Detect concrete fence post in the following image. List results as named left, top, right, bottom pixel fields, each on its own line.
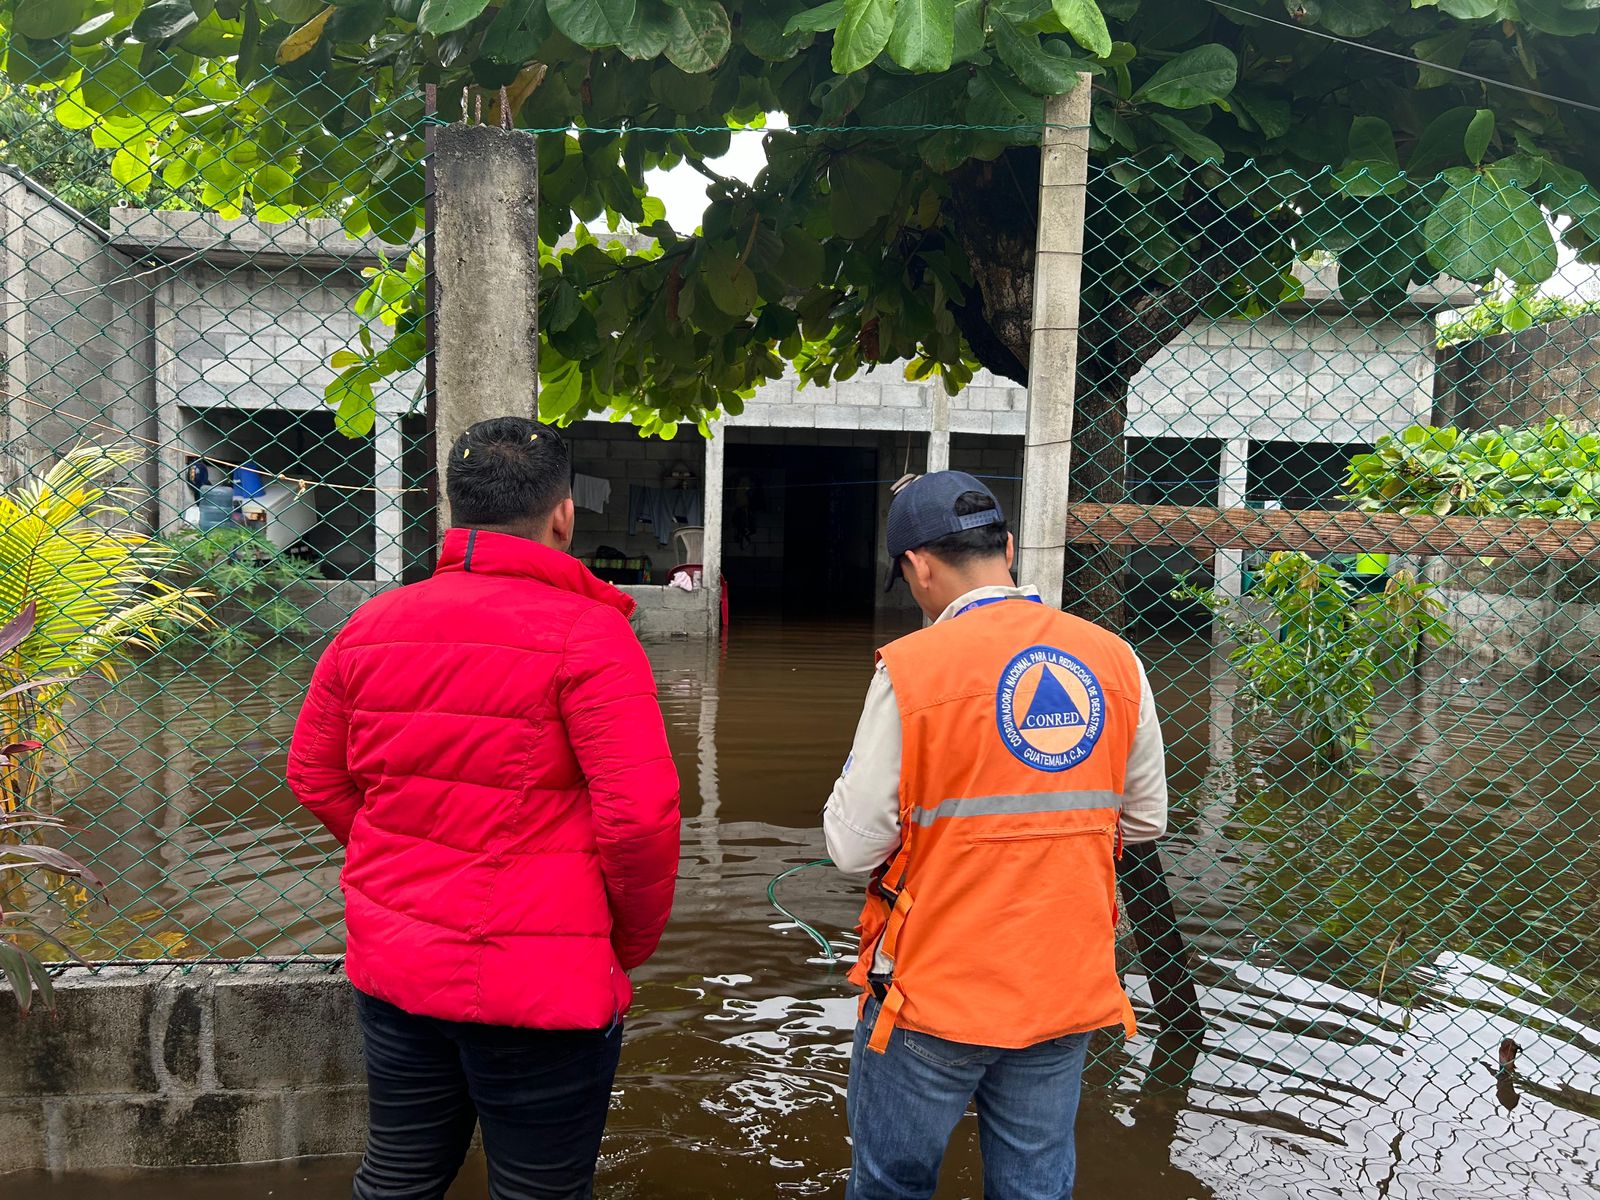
left=430, top=124, right=540, bottom=529
left=927, top=388, right=951, bottom=475
left=1015, top=77, right=1092, bottom=607
left=701, top=418, right=726, bottom=630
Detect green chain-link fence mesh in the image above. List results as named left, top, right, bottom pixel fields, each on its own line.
left=0, top=35, right=1598, bottom=1196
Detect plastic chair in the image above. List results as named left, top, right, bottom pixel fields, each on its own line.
left=672, top=526, right=704, bottom=565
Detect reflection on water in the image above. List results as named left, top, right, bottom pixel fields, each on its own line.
left=34, top=620, right=1600, bottom=1197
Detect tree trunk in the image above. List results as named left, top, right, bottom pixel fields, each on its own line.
left=1062, top=370, right=1133, bottom=631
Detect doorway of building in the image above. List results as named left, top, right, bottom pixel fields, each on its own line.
left=722, top=443, right=878, bottom=618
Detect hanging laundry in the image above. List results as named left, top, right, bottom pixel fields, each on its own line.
left=628, top=485, right=704, bottom=546
left=571, top=473, right=611, bottom=513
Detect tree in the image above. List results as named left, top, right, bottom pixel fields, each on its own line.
left=5, top=1, right=1600, bottom=621
left=0, top=83, right=200, bottom=220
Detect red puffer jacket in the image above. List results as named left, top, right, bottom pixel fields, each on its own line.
left=287, top=528, right=680, bottom=1029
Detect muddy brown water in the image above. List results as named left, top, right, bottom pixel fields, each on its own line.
left=14, top=620, right=1600, bottom=1198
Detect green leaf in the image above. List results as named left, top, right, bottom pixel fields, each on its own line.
left=1425, top=175, right=1558, bottom=285
left=829, top=152, right=902, bottom=237
left=618, top=3, right=670, bottom=57
left=1232, top=86, right=1289, bottom=139
left=545, top=280, right=581, bottom=332
left=966, top=67, right=1044, bottom=134
left=1051, top=0, right=1111, bottom=58
left=832, top=0, right=895, bottom=75
left=1347, top=116, right=1397, bottom=166
left=665, top=0, right=731, bottom=72
left=132, top=0, right=203, bottom=42
left=481, top=0, right=552, bottom=60
left=417, top=0, right=491, bottom=34
left=994, top=20, right=1078, bottom=94
left=1433, top=0, right=1498, bottom=16
left=0, top=944, right=34, bottom=1016
left=267, top=0, right=325, bottom=18
left=111, top=142, right=155, bottom=194
left=1317, top=0, right=1388, bottom=37
left=1413, top=28, right=1472, bottom=89
left=952, top=0, right=983, bottom=61
left=547, top=0, right=636, bottom=48
left=704, top=257, right=758, bottom=315
left=888, top=0, right=953, bottom=73
left=1409, top=106, right=1476, bottom=178
left=1465, top=108, right=1494, bottom=166
left=1148, top=112, right=1223, bottom=163
left=327, top=371, right=377, bottom=436
left=784, top=1, right=842, bottom=34
left=1135, top=44, right=1237, bottom=110
left=14, top=0, right=95, bottom=39
left=1517, top=0, right=1600, bottom=36
left=539, top=359, right=584, bottom=421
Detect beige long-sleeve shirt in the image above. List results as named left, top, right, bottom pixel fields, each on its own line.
left=823, top=585, right=1170, bottom=887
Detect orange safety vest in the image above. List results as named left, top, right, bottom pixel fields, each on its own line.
left=851, top=596, right=1142, bottom=1053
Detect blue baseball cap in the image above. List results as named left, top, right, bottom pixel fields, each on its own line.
left=884, top=471, right=1005, bottom=591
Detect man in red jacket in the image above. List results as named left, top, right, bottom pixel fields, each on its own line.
left=288, top=416, right=680, bottom=1200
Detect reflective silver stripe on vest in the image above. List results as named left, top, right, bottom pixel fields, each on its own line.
left=907, top=790, right=1122, bottom=827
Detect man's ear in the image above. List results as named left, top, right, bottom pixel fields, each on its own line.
left=550, top=497, right=576, bottom=550
left=904, top=548, right=936, bottom=591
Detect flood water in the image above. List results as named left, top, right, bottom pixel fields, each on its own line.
left=21, top=620, right=1600, bottom=1198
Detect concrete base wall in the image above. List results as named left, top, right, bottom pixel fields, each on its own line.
left=623, top=583, right=717, bottom=639
left=0, top=964, right=365, bottom=1174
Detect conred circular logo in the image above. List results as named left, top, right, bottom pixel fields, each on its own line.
left=995, top=645, right=1105, bottom=772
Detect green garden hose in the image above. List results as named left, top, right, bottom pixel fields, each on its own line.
left=766, top=858, right=840, bottom=964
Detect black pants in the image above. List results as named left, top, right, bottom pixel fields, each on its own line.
left=352, top=990, right=623, bottom=1200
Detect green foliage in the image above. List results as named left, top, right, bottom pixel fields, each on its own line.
left=1177, top=554, right=1452, bottom=767
left=1, top=793, right=97, bottom=1014
left=6, top=1, right=1600, bottom=437
left=160, top=526, right=319, bottom=655
left=1345, top=417, right=1600, bottom=521
left=0, top=84, right=199, bottom=221
left=1437, top=283, right=1600, bottom=347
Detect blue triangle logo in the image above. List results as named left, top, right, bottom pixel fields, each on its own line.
left=1022, top=667, right=1086, bottom=731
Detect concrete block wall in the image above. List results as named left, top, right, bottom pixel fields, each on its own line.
left=1128, top=312, right=1436, bottom=446
left=565, top=420, right=708, bottom=570
left=0, top=964, right=367, bottom=1174
left=1435, top=313, right=1600, bottom=430
left=949, top=434, right=1024, bottom=525
left=732, top=368, right=1029, bottom=438
left=0, top=178, right=155, bottom=499
left=164, top=262, right=417, bottom=417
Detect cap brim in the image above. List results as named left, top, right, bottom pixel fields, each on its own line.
left=883, top=558, right=901, bottom=593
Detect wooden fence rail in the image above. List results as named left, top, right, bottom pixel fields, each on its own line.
left=1064, top=504, right=1600, bottom=563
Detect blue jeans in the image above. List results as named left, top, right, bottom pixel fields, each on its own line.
left=846, top=995, right=1093, bottom=1200
left=352, top=990, right=622, bottom=1200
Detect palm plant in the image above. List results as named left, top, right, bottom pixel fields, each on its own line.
left=0, top=445, right=207, bottom=811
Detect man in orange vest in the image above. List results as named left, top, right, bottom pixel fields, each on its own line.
left=824, top=471, right=1171, bottom=1200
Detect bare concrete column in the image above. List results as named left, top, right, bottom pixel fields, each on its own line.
left=374, top=415, right=404, bottom=584
left=1016, top=78, right=1091, bottom=607
left=701, top=418, right=725, bottom=629
left=151, top=277, right=189, bottom=534
left=431, top=124, right=539, bottom=528
left=927, top=388, right=951, bottom=474
left=1214, top=436, right=1250, bottom=599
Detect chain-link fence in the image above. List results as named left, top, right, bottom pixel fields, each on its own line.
left=1, top=24, right=1598, bottom=1193
left=0, top=59, right=433, bottom=963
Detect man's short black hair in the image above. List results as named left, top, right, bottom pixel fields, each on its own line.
left=918, top=490, right=1009, bottom=567
left=446, top=417, right=571, bottom=527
